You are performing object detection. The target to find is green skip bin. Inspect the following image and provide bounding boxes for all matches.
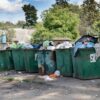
[0,50,14,71]
[56,48,73,77]
[37,50,56,75]
[73,48,100,79]
[12,49,25,71]
[24,49,38,73]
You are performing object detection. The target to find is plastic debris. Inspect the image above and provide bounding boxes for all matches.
[56,41,72,49]
[44,75,54,81]
[54,70,60,77]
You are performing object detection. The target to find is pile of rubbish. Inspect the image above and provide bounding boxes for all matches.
[43,70,60,81]
[40,40,72,50]
[8,40,72,50]
[56,41,72,49]
[10,42,35,49]
[10,42,24,49]
[73,35,98,56]
[8,35,98,51]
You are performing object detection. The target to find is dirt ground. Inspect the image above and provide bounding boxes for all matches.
[0,71,100,100]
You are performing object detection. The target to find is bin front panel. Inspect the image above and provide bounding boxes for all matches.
[12,50,25,71]
[24,50,38,73]
[56,48,73,77]
[73,48,100,79]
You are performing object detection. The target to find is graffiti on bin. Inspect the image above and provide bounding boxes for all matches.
[90,54,96,63]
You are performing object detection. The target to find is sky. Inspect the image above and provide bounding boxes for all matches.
[0,0,99,23]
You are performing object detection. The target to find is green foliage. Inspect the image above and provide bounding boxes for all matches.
[55,0,69,7]
[42,6,80,39]
[0,22,16,29]
[31,0,100,43]
[31,6,80,43]
[16,21,26,28]
[80,0,100,34]
[69,4,80,14]
[79,0,100,35]
[31,23,53,43]
[92,20,100,36]
[22,4,37,26]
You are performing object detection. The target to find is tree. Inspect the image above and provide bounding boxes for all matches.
[83,0,99,25]
[0,22,15,29]
[92,20,100,37]
[5,21,14,26]
[31,23,53,43]
[55,0,81,14]
[22,4,37,26]
[16,21,26,28]
[55,0,69,7]
[43,6,80,39]
[31,6,80,43]
[68,4,80,14]
[80,0,100,34]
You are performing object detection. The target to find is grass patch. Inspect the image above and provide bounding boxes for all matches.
[4,77,14,82]
[22,79,32,83]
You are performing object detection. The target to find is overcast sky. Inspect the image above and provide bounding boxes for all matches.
[0,0,99,23]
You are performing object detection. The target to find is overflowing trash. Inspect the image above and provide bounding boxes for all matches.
[56,41,72,49]
[39,40,72,50]
[5,38,73,50]
[22,43,33,49]
[32,44,42,49]
[10,42,24,49]
[43,40,50,49]
[42,40,55,50]
[9,40,33,49]
[75,35,98,44]
[73,35,98,56]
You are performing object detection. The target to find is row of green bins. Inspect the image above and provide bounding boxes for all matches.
[24,49,38,73]
[12,49,25,71]
[56,48,73,77]
[0,50,14,71]
[73,48,100,79]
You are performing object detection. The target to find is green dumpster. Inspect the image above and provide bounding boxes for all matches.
[73,48,100,79]
[24,49,38,73]
[12,49,25,71]
[56,48,73,77]
[0,50,14,71]
[37,50,56,75]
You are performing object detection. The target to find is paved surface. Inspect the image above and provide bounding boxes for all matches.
[0,71,100,100]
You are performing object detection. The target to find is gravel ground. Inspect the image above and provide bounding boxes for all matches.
[0,71,100,100]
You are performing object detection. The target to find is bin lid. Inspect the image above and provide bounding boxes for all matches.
[75,35,98,44]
